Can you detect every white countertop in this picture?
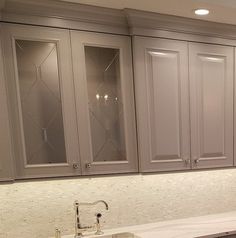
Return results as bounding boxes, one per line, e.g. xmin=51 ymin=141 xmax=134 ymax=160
xmin=62 ymin=211 xmax=236 ymax=238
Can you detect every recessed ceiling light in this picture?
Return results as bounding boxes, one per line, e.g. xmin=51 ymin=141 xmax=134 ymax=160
xmin=194 ymin=9 xmax=210 ymax=16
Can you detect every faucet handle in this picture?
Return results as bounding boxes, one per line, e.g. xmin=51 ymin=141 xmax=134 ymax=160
xmin=95 ymin=213 xmax=104 ymax=235
xmin=55 ymin=228 xmax=61 ymax=238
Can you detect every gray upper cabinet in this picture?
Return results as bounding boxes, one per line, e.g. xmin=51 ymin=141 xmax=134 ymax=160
xmin=189 ymin=43 xmax=234 ymax=169
xmin=1 ymin=24 xmax=138 ymax=179
xmin=0 ymin=13 xmax=236 ymax=180
xmin=2 ymin=24 xmax=81 ymax=179
xmin=133 ymin=37 xmax=191 ymax=172
xmin=134 ymin=37 xmax=234 ymax=172
xmin=71 ymin=31 xmax=138 ymax=175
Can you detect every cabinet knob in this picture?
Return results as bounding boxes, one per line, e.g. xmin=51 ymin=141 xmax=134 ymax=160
xmin=73 ymin=163 xmax=79 ymax=169
xmin=183 ymin=157 xmax=190 ymax=166
xmin=194 ymin=158 xmax=200 ymax=164
xmin=86 ymin=163 xmax=92 ymax=169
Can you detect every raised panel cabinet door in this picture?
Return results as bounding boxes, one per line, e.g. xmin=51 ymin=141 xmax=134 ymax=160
xmin=71 ymin=31 xmax=138 ymax=175
xmin=0 ymin=26 xmax=14 ymax=181
xmin=189 ymin=43 xmax=234 ymax=169
xmin=133 ymin=37 xmax=190 ymax=172
xmin=2 ymin=24 xmax=81 ymax=179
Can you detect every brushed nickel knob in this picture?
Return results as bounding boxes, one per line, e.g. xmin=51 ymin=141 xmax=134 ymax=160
xmin=194 ymin=158 xmax=200 ymax=164
xmin=86 ymin=163 xmax=92 ymax=169
xmin=183 ymin=158 xmax=190 ymax=166
xmin=73 ymin=163 xmax=79 ymax=169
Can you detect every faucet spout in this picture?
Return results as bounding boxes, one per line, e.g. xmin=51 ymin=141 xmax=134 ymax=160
xmin=76 ymin=200 xmax=109 ymax=210
xmin=74 ymin=200 xmax=109 ymax=238
xmin=93 ymin=200 xmax=109 ymax=210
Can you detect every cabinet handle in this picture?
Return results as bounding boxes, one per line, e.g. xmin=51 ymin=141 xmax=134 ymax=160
xmin=86 ymin=163 xmax=92 ymax=169
xmin=73 ymin=163 xmax=79 ymax=169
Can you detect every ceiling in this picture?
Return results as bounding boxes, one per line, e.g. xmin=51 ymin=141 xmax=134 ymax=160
xmin=60 ymin=0 xmax=236 ymax=25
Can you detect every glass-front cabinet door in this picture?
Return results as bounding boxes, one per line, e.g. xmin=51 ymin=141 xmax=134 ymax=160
xmin=3 ymin=24 xmax=81 ymax=179
xmin=71 ymin=31 xmax=138 ymax=175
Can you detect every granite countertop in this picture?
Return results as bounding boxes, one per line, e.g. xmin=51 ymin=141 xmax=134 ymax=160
xmin=61 ymin=211 xmax=236 ymax=238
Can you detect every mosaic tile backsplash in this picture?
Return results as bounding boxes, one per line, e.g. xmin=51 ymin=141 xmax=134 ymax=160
xmin=1 ymin=169 xmax=236 ymax=238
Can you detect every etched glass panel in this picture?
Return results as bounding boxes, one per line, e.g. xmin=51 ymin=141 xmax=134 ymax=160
xmin=15 ymin=40 xmax=67 ymax=165
xmin=84 ymin=46 xmax=126 ymax=162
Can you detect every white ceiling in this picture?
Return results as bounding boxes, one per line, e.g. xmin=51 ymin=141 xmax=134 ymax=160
xmin=60 ymin=0 xmax=236 ymax=25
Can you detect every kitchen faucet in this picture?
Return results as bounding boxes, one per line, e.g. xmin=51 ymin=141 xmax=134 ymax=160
xmin=74 ymin=200 xmax=109 ymax=238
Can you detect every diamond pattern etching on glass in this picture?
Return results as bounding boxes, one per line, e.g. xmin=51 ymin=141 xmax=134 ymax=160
xmin=85 ymin=46 xmax=126 ymax=162
xmin=15 ymin=40 xmax=66 ymax=165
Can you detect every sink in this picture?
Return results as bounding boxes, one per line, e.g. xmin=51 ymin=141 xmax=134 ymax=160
xmin=60 ymin=232 xmax=140 ymax=238
xmin=197 ymin=230 xmax=236 ymax=238
xmin=89 ymin=233 xmax=140 ymax=238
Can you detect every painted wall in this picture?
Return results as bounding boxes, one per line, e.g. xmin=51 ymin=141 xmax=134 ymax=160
xmin=1 ymin=169 xmax=236 ymax=238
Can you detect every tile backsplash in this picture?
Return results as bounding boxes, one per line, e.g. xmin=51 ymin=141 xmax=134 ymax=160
xmin=1 ymin=169 xmax=236 ymax=238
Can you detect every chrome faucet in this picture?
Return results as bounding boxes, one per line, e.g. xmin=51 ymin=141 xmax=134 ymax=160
xmin=74 ymin=200 xmax=109 ymax=238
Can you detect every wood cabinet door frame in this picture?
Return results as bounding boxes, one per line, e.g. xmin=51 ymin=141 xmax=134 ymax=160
xmin=235 ymin=47 xmax=236 ymax=167
xmin=0 ymin=25 xmax=14 ymax=181
xmin=71 ymin=31 xmax=138 ymax=175
xmin=189 ymin=42 xmax=234 ymax=169
xmin=2 ymin=24 xmax=81 ymax=179
xmin=133 ymin=36 xmax=191 ymax=172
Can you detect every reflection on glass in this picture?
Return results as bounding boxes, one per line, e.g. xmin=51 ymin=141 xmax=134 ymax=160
xmin=15 ymin=40 xmax=66 ymax=165
xmin=85 ymin=46 xmax=126 ymax=162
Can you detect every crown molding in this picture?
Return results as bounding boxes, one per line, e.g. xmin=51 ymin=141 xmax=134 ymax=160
xmin=1 ymin=0 xmax=129 ymax=34
xmin=125 ymin=8 xmax=236 ymax=41
xmin=2 ymin=0 xmax=236 ymax=43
